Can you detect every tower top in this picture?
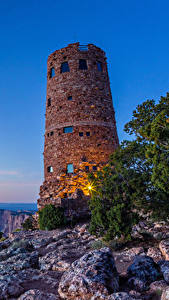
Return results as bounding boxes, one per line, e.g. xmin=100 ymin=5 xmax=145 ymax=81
xmin=48 ymin=42 xmax=106 ymax=60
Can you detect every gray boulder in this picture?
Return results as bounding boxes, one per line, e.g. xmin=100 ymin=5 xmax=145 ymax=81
xmin=18 ymin=289 xmax=59 ymax=300
xmin=161 ymin=287 xmax=169 ymax=300
xmin=58 ymin=247 xmax=119 ymax=299
xmin=158 ymin=260 xmax=169 ymax=283
xmin=127 ymin=255 xmax=160 ymax=291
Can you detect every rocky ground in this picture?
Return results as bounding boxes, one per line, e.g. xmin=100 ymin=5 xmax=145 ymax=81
xmin=0 ymin=221 xmax=169 ymax=299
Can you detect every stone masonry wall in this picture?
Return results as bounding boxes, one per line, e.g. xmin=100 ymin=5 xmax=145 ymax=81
xmin=38 ymin=42 xmax=119 ymax=215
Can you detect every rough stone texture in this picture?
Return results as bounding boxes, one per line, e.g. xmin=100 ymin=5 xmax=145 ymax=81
xmin=158 ymin=260 xmax=169 ymax=283
xmin=159 ymin=239 xmax=169 ymax=260
xmin=149 ymin=280 xmax=168 ymax=293
xmin=162 ymin=288 xmax=169 ymax=300
xmin=127 ymin=256 xmax=160 ymax=291
xmin=18 ymin=289 xmax=59 ymax=300
xmin=38 ymin=42 xmax=119 ymax=214
xmin=91 ymin=292 xmax=135 ymax=300
xmin=147 ymin=247 xmax=163 ymax=262
xmin=58 ymin=247 xmax=119 ymax=299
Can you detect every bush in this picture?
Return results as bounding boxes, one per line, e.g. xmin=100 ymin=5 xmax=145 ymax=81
xmin=38 ymin=204 xmax=66 ymax=230
xmin=13 ymin=228 xmax=21 ymax=232
xmin=90 ymin=239 xmax=106 ymax=250
xmin=22 ymin=216 xmax=35 ymax=231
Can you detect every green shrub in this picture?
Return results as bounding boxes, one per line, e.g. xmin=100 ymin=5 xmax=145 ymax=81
xmin=0 ymin=237 xmax=6 ymax=242
xmin=90 ymin=239 xmax=106 ymax=250
xmin=13 ymin=228 xmax=21 ymax=232
xmin=38 ymin=204 xmax=66 ymax=230
xmin=22 ymin=216 xmax=35 ymax=231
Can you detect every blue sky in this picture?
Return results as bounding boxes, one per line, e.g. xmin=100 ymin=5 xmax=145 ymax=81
xmin=0 ymin=0 xmax=169 ymax=203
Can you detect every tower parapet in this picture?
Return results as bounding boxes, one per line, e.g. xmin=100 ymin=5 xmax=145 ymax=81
xmin=38 ymin=42 xmax=119 ymax=216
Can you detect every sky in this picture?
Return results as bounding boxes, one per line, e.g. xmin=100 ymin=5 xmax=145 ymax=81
xmin=0 ymin=0 xmax=169 ymax=203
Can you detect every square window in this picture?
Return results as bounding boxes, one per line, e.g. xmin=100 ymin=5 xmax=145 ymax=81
xmin=79 ymin=59 xmax=88 ymax=70
xmin=63 ymin=126 xmax=73 ymax=133
xmin=85 ymin=166 xmax=89 ymax=171
xmin=50 ymin=68 xmax=55 ymax=78
xmin=47 ymin=98 xmax=51 ymax=106
xmin=47 ymin=166 xmax=53 ymax=173
xmin=47 ymin=133 xmax=49 ymax=137
xmin=79 ymin=132 xmax=83 ymax=137
xmin=68 ymin=96 xmax=72 ymax=100
xmin=93 ymin=166 xmax=97 ymax=171
xmin=86 ymin=132 xmax=90 ymax=136
xmin=50 ymin=131 xmax=54 ymax=136
xmin=61 ymin=62 xmax=70 ymax=73
xmin=97 ymin=61 xmax=102 ymax=72
xmin=67 ymin=163 xmax=74 ymax=173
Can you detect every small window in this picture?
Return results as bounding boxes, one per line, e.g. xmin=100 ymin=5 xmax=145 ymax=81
xmin=97 ymin=61 xmax=102 ymax=72
xmin=79 ymin=132 xmax=83 ymax=137
xmin=50 ymin=68 xmax=55 ymax=78
xmin=47 ymin=166 xmax=53 ymax=173
xmin=67 ymin=163 xmax=74 ymax=173
xmin=93 ymin=166 xmax=97 ymax=171
xmin=85 ymin=166 xmax=89 ymax=171
xmin=47 ymin=133 xmax=49 ymax=137
xmin=50 ymin=131 xmax=54 ymax=136
xmin=79 ymin=59 xmax=88 ymax=70
xmin=68 ymin=96 xmax=72 ymax=100
xmin=63 ymin=126 xmax=73 ymax=133
xmin=47 ymin=98 xmax=51 ymax=107
xmin=86 ymin=132 xmax=90 ymax=136
xmin=61 ymin=62 xmax=70 ymax=73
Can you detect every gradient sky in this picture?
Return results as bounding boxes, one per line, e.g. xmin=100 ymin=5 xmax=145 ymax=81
xmin=0 ymin=0 xmax=169 ymax=203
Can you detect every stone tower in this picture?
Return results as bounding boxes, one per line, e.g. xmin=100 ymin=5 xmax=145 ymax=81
xmin=38 ymin=42 xmax=119 ymax=215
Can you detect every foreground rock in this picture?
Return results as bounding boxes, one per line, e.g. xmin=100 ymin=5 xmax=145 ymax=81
xmin=162 ymin=287 xmax=169 ymax=300
xmin=18 ymin=289 xmax=59 ymax=300
xmin=127 ymin=256 xmax=160 ymax=291
xmin=58 ymin=247 xmax=119 ymax=299
xmin=159 ymin=239 xmax=169 ymax=260
xmin=0 ymin=220 xmax=169 ymax=299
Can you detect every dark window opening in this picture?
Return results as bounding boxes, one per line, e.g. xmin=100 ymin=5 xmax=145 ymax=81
xmin=68 ymin=96 xmax=72 ymax=100
xmin=79 ymin=59 xmax=88 ymax=70
xmin=79 ymin=101 xmax=82 ymax=105
xmin=97 ymin=143 xmax=101 ymax=147
xmin=97 ymin=61 xmax=102 ymax=72
xmin=50 ymin=67 xmax=55 ymax=78
xmin=64 ymin=193 xmax=67 ymax=198
xmin=59 ymin=106 xmax=62 ymax=109
xmin=60 ymin=62 xmax=70 ymax=73
xmin=81 ymin=155 xmax=87 ymax=162
xmin=63 ymin=126 xmax=73 ymax=133
xmin=93 ymin=166 xmax=97 ymax=171
xmin=86 ymin=132 xmax=90 ymax=136
xmin=67 ymin=164 xmax=74 ymax=173
xmin=63 ymin=56 xmax=67 ymax=60
xmin=85 ymin=166 xmax=89 ymax=172
xmin=79 ymin=132 xmax=83 ymax=137
xmin=47 ymin=98 xmax=51 ymax=107
xmin=50 ymin=131 xmax=54 ymax=136
xmin=47 ymin=166 xmax=53 ymax=173
xmin=47 ymin=133 xmax=49 ymax=137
